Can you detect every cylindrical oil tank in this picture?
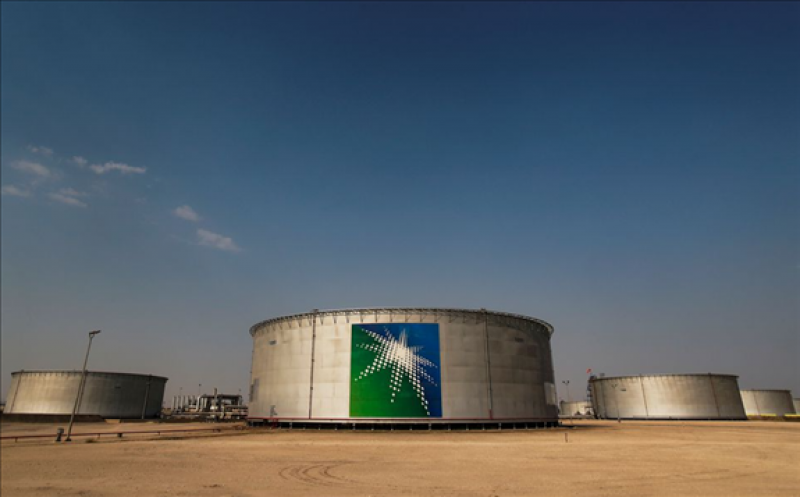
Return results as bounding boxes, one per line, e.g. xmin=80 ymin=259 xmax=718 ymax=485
xmin=559 ymin=400 xmax=593 ymax=417
xmin=589 ymin=374 xmax=746 ymax=420
xmin=248 ymin=308 xmax=558 ymax=426
xmin=739 ymin=390 xmax=796 ymax=416
xmin=794 ymin=399 xmax=800 ymax=414
xmin=4 ymin=370 xmax=167 ymax=419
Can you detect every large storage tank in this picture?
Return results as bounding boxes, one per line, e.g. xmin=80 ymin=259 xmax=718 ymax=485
xmin=794 ymin=399 xmax=800 ymax=415
xmin=739 ymin=390 xmax=796 ymax=416
xmin=4 ymin=370 xmax=167 ymax=419
xmin=559 ymin=400 xmax=593 ymax=417
xmin=248 ymin=308 xmax=558 ymax=427
xmin=590 ymin=374 xmax=746 ymax=420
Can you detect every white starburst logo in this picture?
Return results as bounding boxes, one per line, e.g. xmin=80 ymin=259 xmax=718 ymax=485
xmin=354 ymin=327 xmax=438 ymax=415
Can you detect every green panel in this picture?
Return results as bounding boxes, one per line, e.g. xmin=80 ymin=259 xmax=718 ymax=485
xmin=349 ymin=323 xmax=441 ymax=418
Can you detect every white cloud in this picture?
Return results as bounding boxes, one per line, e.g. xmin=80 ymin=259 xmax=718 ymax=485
xmin=27 ymin=145 xmax=54 ymax=157
xmin=1 ymin=185 xmax=31 ymax=198
xmin=173 ymin=205 xmax=201 ymax=222
xmin=58 ymin=187 xmax=88 ymax=197
xmin=71 ymin=156 xmax=88 ymax=167
xmin=49 ymin=192 xmax=87 ymax=208
xmin=197 ymin=229 xmax=240 ymax=253
xmin=89 ymin=161 xmax=146 ymax=175
xmin=48 ymin=187 xmax=88 ymax=207
xmin=11 ymin=160 xmax=52 ymax=178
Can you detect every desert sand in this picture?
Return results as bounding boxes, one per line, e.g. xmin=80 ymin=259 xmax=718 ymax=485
xmin=1 ymin=419 xmax=797 ymax=497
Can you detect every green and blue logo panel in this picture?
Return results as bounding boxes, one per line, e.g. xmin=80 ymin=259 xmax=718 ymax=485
xmin=350 ymin=323 xmax=442 ymax=418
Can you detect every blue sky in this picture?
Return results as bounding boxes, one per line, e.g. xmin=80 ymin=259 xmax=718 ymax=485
xmin=2 ymin=2 xmax=798 ymax=401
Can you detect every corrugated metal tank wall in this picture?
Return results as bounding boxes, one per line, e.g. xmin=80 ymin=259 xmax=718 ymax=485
xmin=249 ymin=308 xmax=558 ymax=424
xmin=4 ymin=371 xmax=167 ymax=418
xmin=739 ymin=390 xmax=796 ymax=416
xmin=589 ymin=374 xmax=746 ymax=420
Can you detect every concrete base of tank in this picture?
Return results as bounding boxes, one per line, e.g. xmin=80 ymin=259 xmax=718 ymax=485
xmin=247 ymin=418 xmax=560 ymax=430
xmin=1 ymin=413 xmax=105 ymax=423
xmin=595 ymin=416 xmax=748 ymax=421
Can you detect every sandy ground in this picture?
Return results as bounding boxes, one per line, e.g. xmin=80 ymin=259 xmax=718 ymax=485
xmin=1 ymin=420 xmax=798 ymax=497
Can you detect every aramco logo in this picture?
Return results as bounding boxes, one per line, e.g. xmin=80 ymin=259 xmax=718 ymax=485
xmin=350 ymin=323 xmax=442 ymax=418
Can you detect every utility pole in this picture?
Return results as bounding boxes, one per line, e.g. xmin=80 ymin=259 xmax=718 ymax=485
xmin=65 ymin=330 xmax=101 ymax=442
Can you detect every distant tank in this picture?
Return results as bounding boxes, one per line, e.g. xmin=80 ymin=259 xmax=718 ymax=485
xmin=559 ymin=400 xmax=593 ymax=417
xmin=794 ymin=399 xmax=800 ymax=414
xmin=590 ymin=374 xmax=746 ymax=420
xmin=739 ymin=390 xmax=796 ymax=416
xmin=4 ymin=370 xmax=167 ymax=419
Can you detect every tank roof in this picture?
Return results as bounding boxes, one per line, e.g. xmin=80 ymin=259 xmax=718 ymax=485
xmin=249 ymin=307 xmax=554 ymax=336
xmin=739 ymin=389 xmax=792 ymax=393
xmin=590 ymin=373 xmax=740 ymax=381
xmin=11 ymin=370 xmax=168 ymax=381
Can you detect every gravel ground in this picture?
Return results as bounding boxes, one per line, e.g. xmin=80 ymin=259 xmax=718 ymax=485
xmin=1 ymin=420 xmax=797 ymax=497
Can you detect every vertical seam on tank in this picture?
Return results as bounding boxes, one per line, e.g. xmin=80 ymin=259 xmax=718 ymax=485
xmin=708 ymin=374 xmax=721 ymax=418
xmin=483 ymin=309 xmax=494 ymax=419
xmin=249 ymin=328 xmax=256 ymax=410
xmin=141 ymin=375 xmax=152 ymax=419
xmin=308 ymin=310 xmax=318 ymax=419
xmin=639 ymin=376 xmax=650 ymax=419
xmin=8 ymin=372 xmax=23 ymax=412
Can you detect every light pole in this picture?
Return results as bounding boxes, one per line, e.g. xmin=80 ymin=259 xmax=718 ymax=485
xmin=65 ymin=330 xmax=101 ymax=442
xmin=562 ymin=380 xmax=571 ymax=403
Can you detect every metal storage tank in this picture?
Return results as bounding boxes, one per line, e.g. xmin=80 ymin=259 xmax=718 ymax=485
xmin=589 ymin=374 xmax=746 ymax=420
xmin=4 ymin=370 xmax=167 ymax=419
xmin=559 ymin=400 xmax=593 ymax=417
xmin=739 ymin=390 xmax=796 ymax=416
xmin=794 ymin=399 xmax=800 ymax=415
xmin=248 ymin=308 xmax=558 ymax=427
